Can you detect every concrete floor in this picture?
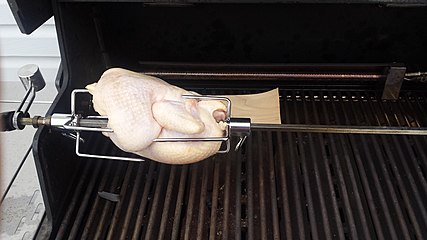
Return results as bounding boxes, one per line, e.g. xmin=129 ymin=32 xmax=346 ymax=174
xmin=1 ymin=82 xmax=56 ymax=239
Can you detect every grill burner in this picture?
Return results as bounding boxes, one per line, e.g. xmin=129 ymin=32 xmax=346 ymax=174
xmin=39 ymin=90 xmax=427 ymax=239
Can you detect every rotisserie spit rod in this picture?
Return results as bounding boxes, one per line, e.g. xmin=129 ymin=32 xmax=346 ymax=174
xmin=17 ymin=114 xmax=427 ymax=136
xmin=250 ymin=123 xmax=427 ymax=135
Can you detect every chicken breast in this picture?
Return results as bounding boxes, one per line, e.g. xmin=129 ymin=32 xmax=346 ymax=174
xmin=86 ymin=68 xmax=227 ymax=164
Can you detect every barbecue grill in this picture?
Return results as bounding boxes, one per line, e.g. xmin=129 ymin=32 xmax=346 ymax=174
xmin=4 ymin=1 xmax=427 ymax=239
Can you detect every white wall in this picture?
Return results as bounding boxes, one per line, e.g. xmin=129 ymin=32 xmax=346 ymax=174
xmin=0 ymin=0 xmax=60 ymax=100
xmin=0 ymin=1 xmax=58 ymax=239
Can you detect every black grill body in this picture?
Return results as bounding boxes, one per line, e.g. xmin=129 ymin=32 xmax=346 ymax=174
xmin=8 ymin=1 xmax=427 ymax=239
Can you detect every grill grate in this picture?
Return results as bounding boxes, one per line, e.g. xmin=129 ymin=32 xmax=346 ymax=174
xmin=48 ymin=90 xmax=427 ymax=240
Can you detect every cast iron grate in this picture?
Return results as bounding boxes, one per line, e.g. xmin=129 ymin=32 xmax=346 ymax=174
xmin=49 ymin=90 xmax=427 ymax=239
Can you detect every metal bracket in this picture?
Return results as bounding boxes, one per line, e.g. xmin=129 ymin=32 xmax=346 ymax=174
xmin=228 ymin=118 xmax=251 ymax=151
xmin=382 ymin=66 xmax=406 ymax=100
xmin=69 ymin=90 xmax=233 ymax=161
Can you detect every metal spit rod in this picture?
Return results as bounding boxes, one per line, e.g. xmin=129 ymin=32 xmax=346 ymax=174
xmin=79 ymin=117 xmax=427 ymax=136
xmin=250 ymin=123 xmax=427 ymax=135
xmin=19 ymin=116 xmax=427 ymax=136
xmin=78 ymin=118 xmax=427 ymax=135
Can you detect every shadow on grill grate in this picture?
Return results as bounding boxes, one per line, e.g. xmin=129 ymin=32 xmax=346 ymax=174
xmin=51 ymin=90 xmax=427 ymax=239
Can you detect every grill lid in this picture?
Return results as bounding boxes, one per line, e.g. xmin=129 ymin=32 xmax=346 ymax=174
xmin=7 ymin=0 xmax=52 ymax=34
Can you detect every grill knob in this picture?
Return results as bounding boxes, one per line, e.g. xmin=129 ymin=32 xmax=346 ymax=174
xmin=0 ymin=64 xmax=47 ymax=132
xmin=17 ymin=64 xmax=46 ymax=92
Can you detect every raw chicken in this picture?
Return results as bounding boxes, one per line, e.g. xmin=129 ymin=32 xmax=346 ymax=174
xmin=86 ymin=68 xmax=227 ymax=164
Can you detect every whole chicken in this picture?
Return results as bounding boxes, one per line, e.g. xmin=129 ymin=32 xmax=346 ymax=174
xmin=86 ymin=68 xmax=227 ymax=164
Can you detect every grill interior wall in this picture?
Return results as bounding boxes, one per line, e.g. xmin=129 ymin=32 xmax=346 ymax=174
xmin=55 ymin=3 xmax=427 ymax=92
xmin=47 ymin=90 xmax=427 ymax=239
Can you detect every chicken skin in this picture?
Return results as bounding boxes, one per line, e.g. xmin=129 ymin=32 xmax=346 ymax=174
xmin=86 ymin=68 xmax=226 ymax=164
